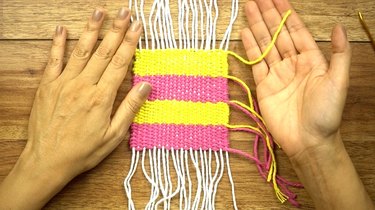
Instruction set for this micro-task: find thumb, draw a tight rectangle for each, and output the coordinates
[106,82,152,140]
[328,24,352,89]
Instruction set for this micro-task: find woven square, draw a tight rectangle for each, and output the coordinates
[130,49,230,151]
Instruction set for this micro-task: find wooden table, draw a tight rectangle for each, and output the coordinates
[0,0,374,209]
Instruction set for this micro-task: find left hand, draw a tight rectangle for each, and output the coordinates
[0,7,151,210]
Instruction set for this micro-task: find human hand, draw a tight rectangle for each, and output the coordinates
[242,1,375,209]
[0,7,151,209]
[241,0,351,158]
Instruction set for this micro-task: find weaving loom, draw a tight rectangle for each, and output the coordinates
[124,0,302,209]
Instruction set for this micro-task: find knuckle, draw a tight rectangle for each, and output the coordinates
[86,21,101,32]
[281,49,295,58]
[72,45,90,59]
[110,129,126,141]
[36,82,59,99]
[269,24,286,36]
[90,89,109,107]
[94,45,113,59]
[52,38,65,48]
[111,54,129,67]
[47,57,63,69]
[111,20,125,33]
[60,81,85,103]
[62,88,80,103]
[258,35,272,48]
[123,33,138,47]
[125,97,142,115]
[288,22,305,34]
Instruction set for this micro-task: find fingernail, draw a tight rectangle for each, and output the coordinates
[55,25,63,36]
[117,7,130,19]
[137,82,152,99]
[92,9,103,22]
[130,21,141,32]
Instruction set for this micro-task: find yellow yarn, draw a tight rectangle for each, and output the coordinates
[133,49,228,77]
[134,100,229,125]
[227,9,292,65]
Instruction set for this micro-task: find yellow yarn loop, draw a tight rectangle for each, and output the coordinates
[226,9,292,65]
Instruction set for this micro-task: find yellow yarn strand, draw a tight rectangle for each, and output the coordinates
[225,75,254,110]
[227,9,292,65]
[225,124,262,133]
[224,10,293,203]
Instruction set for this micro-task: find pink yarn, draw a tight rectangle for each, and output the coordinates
[130,124,229,151]
[133,75,229,102]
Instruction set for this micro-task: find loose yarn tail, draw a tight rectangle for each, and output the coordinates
[225,77,303,206]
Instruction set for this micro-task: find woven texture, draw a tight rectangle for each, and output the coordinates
[131,49,230,151]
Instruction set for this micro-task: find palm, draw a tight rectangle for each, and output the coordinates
[257,50,342,156]
[242,0,350,157]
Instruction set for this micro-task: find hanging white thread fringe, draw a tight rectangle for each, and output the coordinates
[124,148,238,210]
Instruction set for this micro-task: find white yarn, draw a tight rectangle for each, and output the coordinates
[123,148,139,210]
[212,0,219,48]
[140,0,148,49]
[157,148,167,209]
[162,0,171,49]
[203,0,211,50]
[165,0,177,48]
[190,149,202,210]
[199,149,208,210]
[155,149,181,208]
[166,150,173,209]
[155,0,165,49]
[220,0,239,50]
[212,150,224,209]
[185,150,192,210]
[226,151,238,210]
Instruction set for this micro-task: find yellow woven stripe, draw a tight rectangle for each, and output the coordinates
[134,100,229,125]
[133,49,228,77]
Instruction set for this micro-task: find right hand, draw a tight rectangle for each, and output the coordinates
[241,0,351,159]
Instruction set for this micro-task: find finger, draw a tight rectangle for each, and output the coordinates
[80,7,131,84]
[61,8,105,80]
[255,0,297,59]
[241,28,269,85]
[272,0,319,53]
[41,25,67,84]
[98,21,142,93]
[329,25,351,89]
[105,82,152,143]
[245,1,282,66]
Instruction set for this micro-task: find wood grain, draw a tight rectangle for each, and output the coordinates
[0,40,374,209]
[1,0,375,41]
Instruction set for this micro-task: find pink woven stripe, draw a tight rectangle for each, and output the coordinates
[130,124,229,151]
[133,75,229,102]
